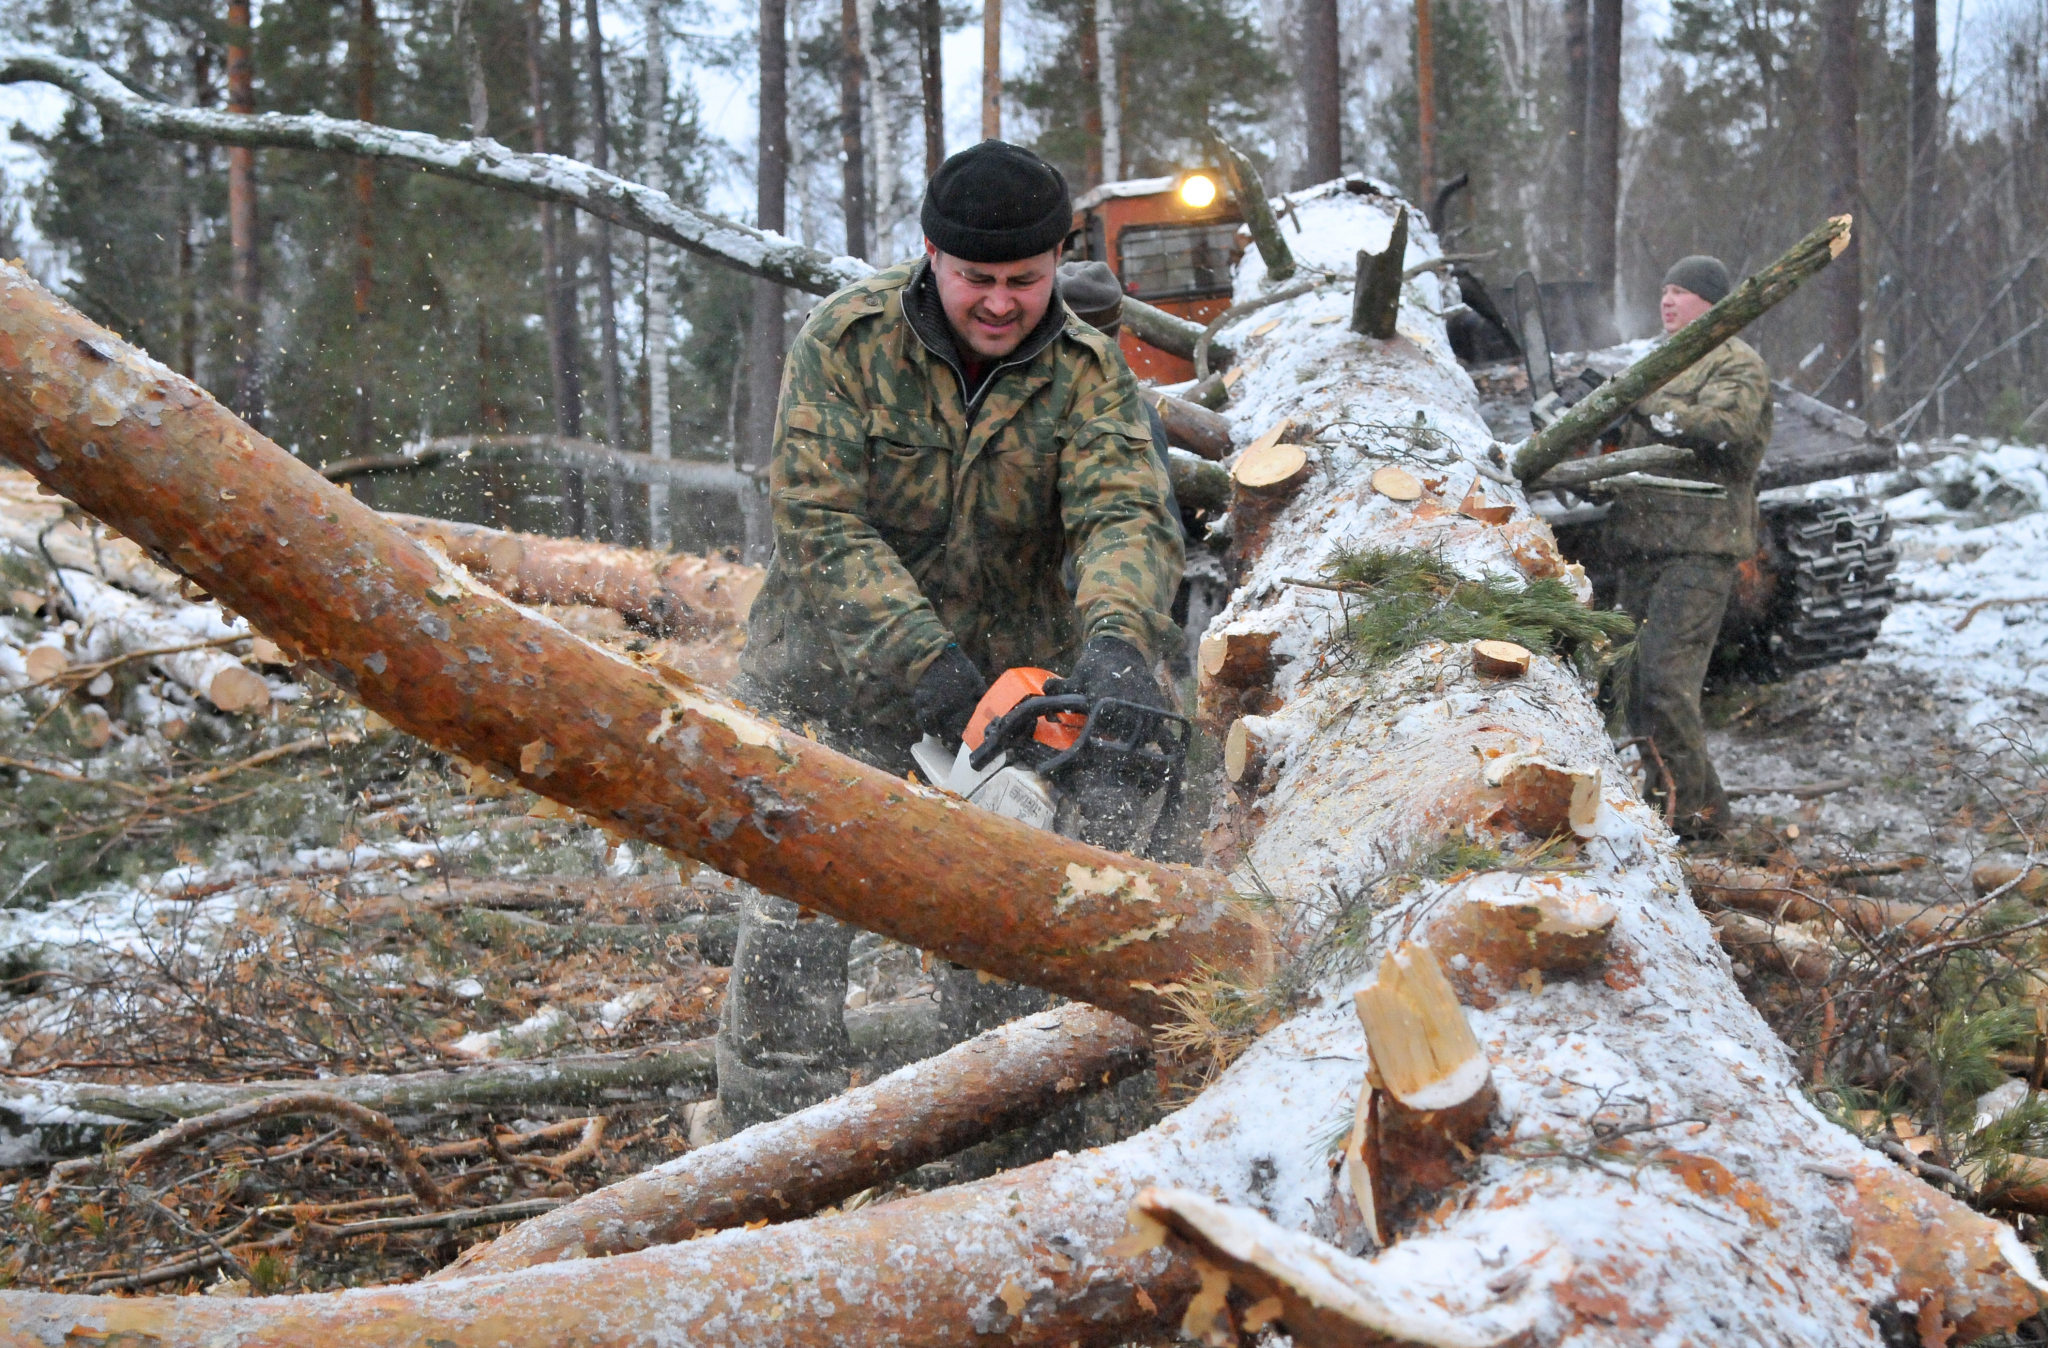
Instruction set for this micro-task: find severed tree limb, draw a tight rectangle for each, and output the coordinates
[0,1039,718,1128]
[1690,859,1966,943]
[320,434,749,494]
[0,263,1274,1029]
[0,51,868,297]
[387,513,760,638]
[45,1090,445,1209]
[440,1001,1150,1277]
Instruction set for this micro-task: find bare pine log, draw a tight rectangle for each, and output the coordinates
[388,514,761,638]
[0,52,867,297]
[442,1002,1149,1275]
[56,569,269,711]
[0,262,1270,1033]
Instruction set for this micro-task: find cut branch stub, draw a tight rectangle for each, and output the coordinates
[1197,630,1279,733]
[1207,131,1295,283]
[1349,207,1408,340]
[1480,753,1601,840]
[1145,390,1234,461]
[1468,639,1530,678]
[1223,716,1276,788]
[441,1002,1150,1277]
[1232,426,1310,497]
[0,263,1273,1029]
[1352,943,1495,1237]
[1419,879,1616,1006]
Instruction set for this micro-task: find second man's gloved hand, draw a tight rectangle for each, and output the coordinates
[914,645,988,744]
[1047,636,1167,732]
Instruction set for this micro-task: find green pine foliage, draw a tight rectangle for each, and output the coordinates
[1010,0,1285,186]
[1323,546,1634,670]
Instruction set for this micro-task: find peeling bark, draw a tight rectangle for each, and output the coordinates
[0,262,1271,1032]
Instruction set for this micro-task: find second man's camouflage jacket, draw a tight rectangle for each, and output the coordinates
[739,259,1185,736]
[1611,336,1774,558]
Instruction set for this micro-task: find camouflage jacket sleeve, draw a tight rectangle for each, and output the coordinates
[771,316,954,693]
[1060,350,1186,662]
[1638,342,1772,477]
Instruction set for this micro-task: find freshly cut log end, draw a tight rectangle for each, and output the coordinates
[1198,630,1277,687]
[205,663,270,713]
[1469,639,1531,678]
[1368,465,1423,501]
[1352,944,1495,1237]
[1233,441,1310,496]
[22,644,66,682]
[1421,882,1616,1004]
[1480,754,1602,839]
[1224,717,1275,787]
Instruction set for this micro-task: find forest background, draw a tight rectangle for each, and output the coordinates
[0,0,2043,553]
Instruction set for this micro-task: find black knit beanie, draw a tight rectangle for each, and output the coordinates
[1662,255,1732,305]
[921,140,1073,263]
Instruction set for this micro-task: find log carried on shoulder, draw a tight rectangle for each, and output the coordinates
[1513,215,1853,483]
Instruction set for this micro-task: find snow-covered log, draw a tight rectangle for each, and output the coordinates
[57,569,268,711]
[0,51,868,297]
[388,514,761,639]
[0,193,2039,1345]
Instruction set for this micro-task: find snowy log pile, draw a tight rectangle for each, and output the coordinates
[0,174,2043,1348]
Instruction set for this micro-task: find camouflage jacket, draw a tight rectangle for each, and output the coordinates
[1610,336,1774,558]
[740,260,1185,734]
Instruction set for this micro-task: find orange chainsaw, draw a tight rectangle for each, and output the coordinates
[910,667,1191,843]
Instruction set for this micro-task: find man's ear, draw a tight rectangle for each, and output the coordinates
[924,238,939,260]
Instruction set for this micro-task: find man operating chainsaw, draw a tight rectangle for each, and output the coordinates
[718,139,1185,1130]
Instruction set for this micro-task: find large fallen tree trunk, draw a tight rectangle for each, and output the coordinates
[0,262,1270,1033]
[388,514,761,638]
[1,193,2041,1346]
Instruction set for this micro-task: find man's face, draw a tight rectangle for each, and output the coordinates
[926,243,1058,361]
[1660,284,1714,335]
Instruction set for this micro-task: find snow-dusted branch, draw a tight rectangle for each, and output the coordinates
[0,49,873,296]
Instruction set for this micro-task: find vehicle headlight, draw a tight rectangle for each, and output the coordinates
[1178,173,1218,209]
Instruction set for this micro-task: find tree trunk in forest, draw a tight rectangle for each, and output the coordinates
[1906,0,1939,309]
[857,0,892,240]
[982,0,1002,139]
[583,0,626,546]
[1299,0,1341,186]
[743,0,789,563]
[2,188,2045,1345]
[453,0,491,136]
[554,0,590,532]
[1094,0,1120,181]
[527,0,586,537]
[919,0,944,173]
[839,0,869,260]
[225,0,261,427]
[1562,0,1587,272]
[1079,3,1103,186]
[0,263,1267,1032]
[1819,0,1865,407]
[1583,0,1621,305]
[641,0,673,549]
[351,0,378,454]
[176,44,209,380]
[1413,0,1438,213]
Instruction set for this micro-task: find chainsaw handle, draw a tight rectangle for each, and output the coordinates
[967,694,1092,774]
[968,694,1192,779]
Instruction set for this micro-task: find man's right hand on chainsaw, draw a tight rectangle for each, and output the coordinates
[914,644,989,744]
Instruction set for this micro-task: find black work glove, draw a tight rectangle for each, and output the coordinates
[913,645,987,744]
[1046,636,1168,729]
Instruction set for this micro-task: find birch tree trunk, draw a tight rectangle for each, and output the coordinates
[0,189,2042,1346]
[640,0,674,548]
